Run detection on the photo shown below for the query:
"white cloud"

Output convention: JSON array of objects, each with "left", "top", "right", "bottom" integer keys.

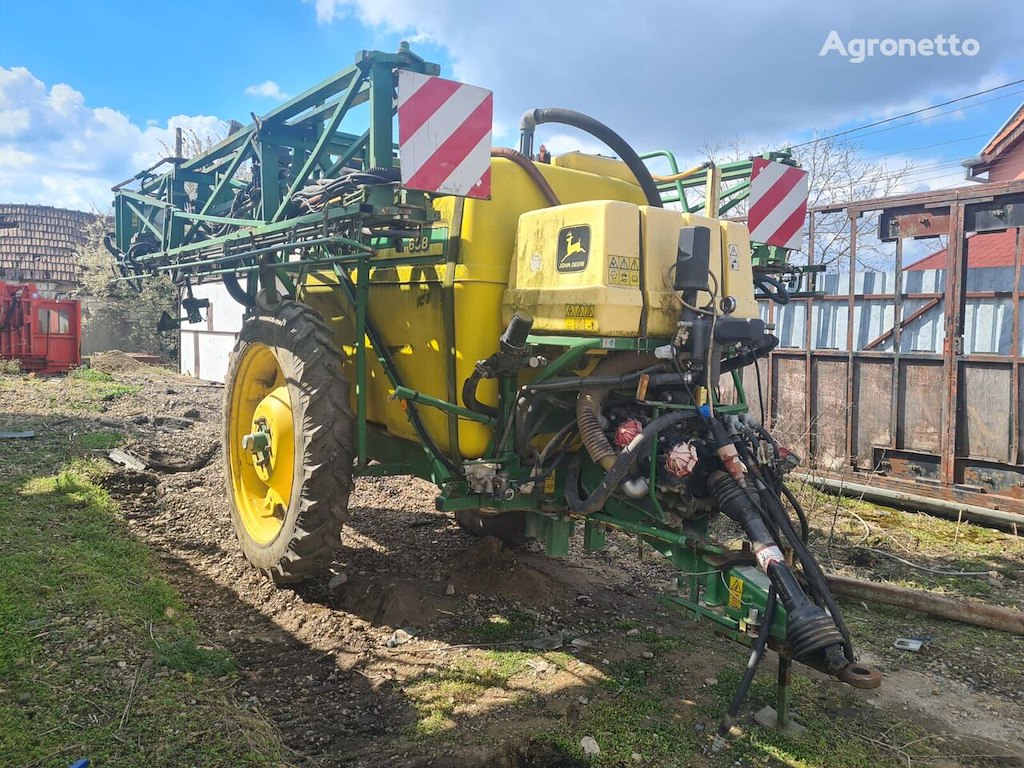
[
  {"left": 244, "top": 80, "right": 290, "bottom": 101},
  {"left": 0, "top": 66, "right": 226, "bottom": 210},
  {"left": 311, "top": 1, "right": 1024, "bottom": 158}
]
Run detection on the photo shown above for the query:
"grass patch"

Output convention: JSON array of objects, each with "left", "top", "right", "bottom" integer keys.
[
  {"left": 698, "top": 667, "right": 939, "bottom": 768},
  {"left": 0, "top": 465, "right": 293, "bottom": 767},
  {"left": 460, "top": 605, "right": 536, "bottom": 644},
  {"left": 540, "top": 657, "right": 697, "bottom": 766},
  {"left": 55, "top": 366, "right": 140, "bottom": 412},
  {"left": 406, "top": 659, "right": 516, "bottom": 735},
  {"left": 638, "top": 629, "right": 688, "bottom": 655},
  {"left": 70, "top": 366, "right": 117, "bottom": 382},
  {"left": 405, "top": 649, "right": 573, "bottom": 736},
  {"left": 77, "top": 430, "right": 124, "bottom": 451},
  {"left": 155, "top": 638, "right": 236, "bottom": 677}
]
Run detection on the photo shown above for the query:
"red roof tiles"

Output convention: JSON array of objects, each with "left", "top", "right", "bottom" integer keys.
[{"left": 905, "top": 228, "right": 1018, "bottom": 271}]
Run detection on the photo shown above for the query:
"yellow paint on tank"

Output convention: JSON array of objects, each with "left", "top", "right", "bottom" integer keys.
[
  {"left": 504, "top": 204, "right": 759, "bottom": 342},
  {"left": 718, "top": 220, "right": 759, "bottom": 319},
  {"left": 300, "top": 156, "right": 647, "bottom": 459},
  {"left": 504, "top": 201, "right": 644, "bottom": 336},
  {"left": 551, "top": 152, "right": 639, "bottom": 185}
]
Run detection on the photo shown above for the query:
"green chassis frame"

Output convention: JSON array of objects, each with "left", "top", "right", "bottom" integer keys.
[{"left": 110, "top": 47, "right": 835, "bottom": 700}]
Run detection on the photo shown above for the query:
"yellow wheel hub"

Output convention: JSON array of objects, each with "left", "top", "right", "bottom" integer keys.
[{"left": 228, "top": 343, "right": 296, "bottom": 545}]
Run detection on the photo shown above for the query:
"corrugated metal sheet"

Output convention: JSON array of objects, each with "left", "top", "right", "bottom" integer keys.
[{"left": 769, "top": 267, "right": 1016, "bottom": 354}]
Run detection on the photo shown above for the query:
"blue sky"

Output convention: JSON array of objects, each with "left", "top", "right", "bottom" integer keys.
[{"left": 2, "top": 0, "right": 1024, "bottom": 210}]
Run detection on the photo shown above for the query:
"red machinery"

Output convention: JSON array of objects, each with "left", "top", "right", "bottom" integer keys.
[{"left": 0, "top": 281, "right": 81, "bottom": 374}]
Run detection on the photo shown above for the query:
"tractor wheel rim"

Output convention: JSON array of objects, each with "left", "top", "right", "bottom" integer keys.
[{"left": 228, "top": 343, "right": 295, "bottom": 545}]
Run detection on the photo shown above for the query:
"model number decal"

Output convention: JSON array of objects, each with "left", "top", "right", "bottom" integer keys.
[{"left": 406, "top": 235, "right": 432, "bottom": 252}]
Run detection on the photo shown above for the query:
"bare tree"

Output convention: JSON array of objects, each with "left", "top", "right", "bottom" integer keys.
[
  {"left": 696, "top": 134, "right": 914, "bottom": 272},
  {"left": 77, "top": 216, "right": 177, "bottom": 357},
  {"left": 796, "top": 133, "right": 912, "bottom": 272}
]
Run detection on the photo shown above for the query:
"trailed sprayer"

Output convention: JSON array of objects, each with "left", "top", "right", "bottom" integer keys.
[{"left": 110, "top": 45, "right": 879, "bottom": 735}]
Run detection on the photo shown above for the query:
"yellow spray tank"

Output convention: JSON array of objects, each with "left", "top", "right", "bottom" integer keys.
[{"left": 299, "top": 154, "right": 646, "bottom": 458}]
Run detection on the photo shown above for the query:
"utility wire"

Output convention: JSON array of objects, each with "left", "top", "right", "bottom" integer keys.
[
  {"left": 790, "top": 78, "right": 1024, "bottom": 149},
  {"left": 838, "top": 88, "right": 1024, "bottom": 143},
  {"left": 860, "top": 132, "right": 992, "bottom": 162}
]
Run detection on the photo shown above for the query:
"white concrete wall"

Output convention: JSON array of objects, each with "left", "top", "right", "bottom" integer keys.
[{"left": 179, "top": 282, "right": 244, "bottom": 383}]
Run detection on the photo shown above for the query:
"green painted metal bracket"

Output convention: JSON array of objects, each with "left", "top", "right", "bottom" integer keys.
[
  {"left": 393, "top": 386, "right": 497, "bottom": 427},
  {"left": 114, "top": 46, "right": 441, "bottom": 265},
  {"left": 525, "top": 510, "right": 574, "bottom": 557}
]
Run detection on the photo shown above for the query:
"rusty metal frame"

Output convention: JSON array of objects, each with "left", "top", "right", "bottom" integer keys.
[{"left": 758, "top": 178, "right": 1024, "bottom": 517}]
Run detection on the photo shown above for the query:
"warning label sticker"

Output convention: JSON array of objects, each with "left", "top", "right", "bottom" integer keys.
[
  {"left": 728, "top": 243, "right": 740, "bottom": 272},
  {"left": 728, "top": 575, "right": 744, "bottom": 610},
  {"left": 608, "top": 255, "right": 640, "bottom": 286},
  {"left": 564, "top": 304, "right": 597, "bottom": 332}
]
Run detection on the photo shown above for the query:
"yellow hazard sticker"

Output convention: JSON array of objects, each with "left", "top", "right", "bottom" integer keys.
[
  {"left": 608, "top": 255, "right": 640, "bottom": 287},
  {"left": 564, "top": 304, "right": 597, "bottom": 331},
  {"left": 543, "top": 473, "right": 556, "bottom": 495},
  {"left": 728, "top": 575, "right": 743, "bottom": 610}
]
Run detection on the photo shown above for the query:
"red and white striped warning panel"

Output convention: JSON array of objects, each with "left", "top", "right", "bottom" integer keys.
[
  {"left": 397, "top": 71, "right": 493, "bottom": 199},
  {"left": 747, "top": 158, "right": 809, "bottom": 250}
]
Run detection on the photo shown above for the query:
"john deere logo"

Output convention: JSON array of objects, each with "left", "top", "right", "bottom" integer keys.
[{"left": 556, "top": 225, "right": 590, "bottom": 273}]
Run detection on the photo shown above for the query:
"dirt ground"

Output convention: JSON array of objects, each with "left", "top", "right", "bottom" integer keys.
[{"left": 2, "top": 358, "right": 1023, "bottom": 767}]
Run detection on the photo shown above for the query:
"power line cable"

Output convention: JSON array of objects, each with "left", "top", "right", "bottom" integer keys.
[
  {"left": 860, "top": 132, "right": 992, "bottom": 161},
  {"left": 789, "top": 79, "right": 1024, "bottom": 149}
]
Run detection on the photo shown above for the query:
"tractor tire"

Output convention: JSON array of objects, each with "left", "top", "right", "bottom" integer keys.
[
  {"left": 455, "top": 509, "right": 528, "bottom": 549},
  {"left": 223, "top": 301, "right": 354, "bottom": 583}
]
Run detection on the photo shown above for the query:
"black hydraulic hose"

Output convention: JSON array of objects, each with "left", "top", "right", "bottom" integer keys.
[
  {"left": 333, "top": 269, "right": 460, "bottom": 474},
  {"left": 565, "top": 411, "right": 696, "bottom": 515},
  {"left": 715, "top": 584, "right": 778, "bottom": 746},
  {"left": 780, "top": 480, "right": 810, "bottom": 544},
  {"left": 734, "top": 433, "right": 842, "bottom": 633},
  {"left": 757, "top": 480, "right": 856, "bottom": 661},
  {"left": 737, "top": 446, "right": 855, "bottom": 662},
  {"left": 103, "top": 233, "right": 122, "bottom": 259},
  {"left": 525, "top": 364, "right": 668, "bottom": 393},
  {"left": 719, "top": 335, "right": 779, "bottom": 375},
  {"left": 462, "top": 364, "right": 498, "bottom": 419},
  {"left": 519, "top": 108, "right": 663, "bottom": 209},
  {"left": 530, "top": 421, "right": 579, "bottom": 492},
  {"left": 223, "top": 271, "right": 256, "bottom": 308},
  {"left": 754, "top": 274, "right": 791, "bottom": 305},
  {"left": 709, "top": 471, "right": 847, "bottom": 671}
]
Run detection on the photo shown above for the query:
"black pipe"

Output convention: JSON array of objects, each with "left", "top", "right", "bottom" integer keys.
[
  {"left": 752, "top": 474, "right": 856, "bottom": 662},
  {"left": 715, "top": 584, "right": 778, "bottom": 746},
  {"left": 780, "top": 481, "right": 810, "bottom": 544},
  {"left": 565, "top": 411, "right": 696, "bottom": 515},
  {"left": 223, "top": 271, "right": 256, "bottom": 308},
  {"left": 525, "top": 364, "right": 668, "bottom": 394},
  {"left": 754, "top": 274, "right": 790, "bottom": 305},
  {"left": 719, "top": 335, "right": 779, "bottom": 374},
  {"left": 519, "top": 108, "right": 663, "bottom": 209},
  {"left": 103, "top": 233, "right": 121, "bottom": 259},
  {"left": 333, "top": 269, "right": 460, "bottom": 474},
  {"left": 462, "top": 364, "right": 498, "bottom": 419},
  {"left": 709, "top": 471, "right": 847, "bottom": 671}
]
